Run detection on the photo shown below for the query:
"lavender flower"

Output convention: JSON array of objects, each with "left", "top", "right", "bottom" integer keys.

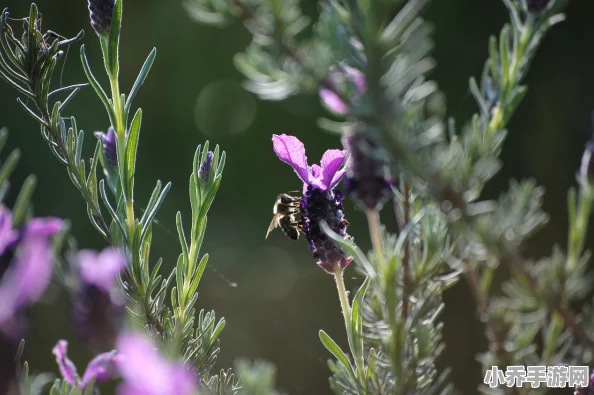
[
  {"left": 527, "top": 0, "right": 549, "bottom": 13},
  {"left": 575, "top": 369, "right": 594, "bottom": 395},
  {"left": 95, "top": 127, "right": 118, "bottom": 170},
  {"left": 342, "top": 131, "right": 391, "bottom": 211},
  {"left": 53, "top": 340, "right": 122, "bottom": 389},
  {"left": 272, "top": 134, "right": 352, "bottom": 273},
  {"left": 0, "top": 207, "right": 17, "bottom": 280},
  {"left": 88, "top": 0, "right": 115, "bottom": 36},
  {"left": 319, "top": 65, "right": 366, "bottom": 115},
  {"left": 0, "top": 213, "right": 62, "bottom": 393},
  {"left": 116, "top": 331, "right": 198, "bottom": 395},
  {"left": 73, "top": 248, "right": 127, "bottom": 351},
  {"left": 198, "top": 151, "right": 214, "bottom": 184},
  {"left": 0, "top": 216, "right": 63, "bottom": 324}
]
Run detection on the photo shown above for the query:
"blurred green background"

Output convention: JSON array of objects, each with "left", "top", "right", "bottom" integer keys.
[{"left": 1, "top": 0, "right": 593, "bottom": 393}]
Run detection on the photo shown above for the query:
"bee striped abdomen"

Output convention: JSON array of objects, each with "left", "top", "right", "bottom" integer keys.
[{"left": 279, "top": 214, "right": 300, "bottom": 240}]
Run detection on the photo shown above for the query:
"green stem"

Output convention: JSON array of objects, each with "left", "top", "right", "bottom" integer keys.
[
  {"left": 488, "top": 16, "right": 534, "bottom": 135},
  {"left": 333, "top": 265, "right": 366, "bottom": 390},
  {"left": 108, "top": 68, "right": 135, "bottom": 240},
  {"left": 366, "top": 209, "right": 385, "bottom": 273},
  {"left": 567, "top": 188, "right": 593, "bottom": 271}
]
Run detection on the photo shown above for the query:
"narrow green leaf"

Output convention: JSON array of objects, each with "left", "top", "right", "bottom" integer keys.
[
  {"left": 125, "top": 108, "right": 142, "bottom": 192},
  {"left": 320, "top": 221, "right": 374, "bottom": 277},
  {"left": 16, "top": 98, "right": 48, "bottom": 127},
  {"left": 176, "top": 212, "right": 189, "bottom": 268},
  {"left": 125, "top": 48, "right": 156, "bottom": 115},
  {"left": 107, "top": 0, "right": 123, "bottom": 76},
  {"left": 499, "top": 25, "right": 510, "bottom": 87},
  {"left": 139, "top": 182, "right": 171, "bottom": 245},
  {"left": 141, "top": 180, "right": 162, "bottom": 225},
  {"left": 99, "top": 179, "right": 126, "bottom": 235},
  {"left": 80, "top": 45, "right": 116, "bottom": 126},
  {"left": 211, "top": 318, "right": 226, "bottom": 341},
  {"left": 0, "top": 149, "right": 20, "bottom": 187},
  {"left": 27, "top": 4, "right": 38, "bottom": 71},
  {"left": 319, "top": 330, "right": 356, "bottom": 380},
  {"left": 351, "top": 278, "right": 370, "bottom": 361},
  {"left": 12, "top": 175, "right": 36, "bottom": 227},
  {"left": 469, "top": 77, "right": 488, "bottom": 116},
  {"left": 190, "top": 253, "right": 209, "bottom": 294}
]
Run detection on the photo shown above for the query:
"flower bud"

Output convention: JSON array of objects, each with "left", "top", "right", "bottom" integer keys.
[
  {"left": 73, "top": 248, "right": 126, "bottom": 351},
  {"left": 526, "top": 0, "right": 549, "bottom": 13},
  {"left": 95, "top": 127, "right": 118, "bottom": 170},
  {"left": 342, "top": 131, "right": 391, "bottom": 211},
  {"left": 319, "top": 65, "right": 366, "bottom": 115},
  {"left": 198, "top": 151, "right": 214, "bottom": 184},
  {"left": 87, "top": 0, "right": 115, "bottom": 36}
]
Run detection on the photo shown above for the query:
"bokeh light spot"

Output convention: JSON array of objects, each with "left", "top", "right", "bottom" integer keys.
[
  {"left": 194, "top": 79, "right": 257, "bottom": 137},
  {"left": 239, "top": 246, "right": 298, "bottom": 301}
]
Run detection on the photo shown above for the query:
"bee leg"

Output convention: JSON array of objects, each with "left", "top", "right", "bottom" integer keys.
[{"left": 297, "top": 220, "right": 306, "bottom": 234}]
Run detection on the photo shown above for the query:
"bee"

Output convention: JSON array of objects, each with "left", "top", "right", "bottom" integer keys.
[{"left": 265, "top": 193, "right": 303, "bottom": 241}]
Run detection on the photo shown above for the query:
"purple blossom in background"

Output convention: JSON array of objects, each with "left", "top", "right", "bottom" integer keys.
[
  {"left": 117, "top": 331, "right": 198, "bottom": 395},
  {"left": 342, "top": 131, "right": 392, "bottom": 211},
  {"left": 88, "top": 0, "right": 115, "bottom": 35},
  {"left": 0, "top": 212, "right": 62, "bottom": 393},
  {"left": 319, "top": 65, "right": 366, "bottom": 115},
  {"left": 74, "top": 248, "right": 127, "bottom": 351},
  {"left": 527, "top": 0, "right": 549, "bottom": 12},
  {"left": 575, "top": 368, "right": 594, "bottom": 395},
  {"left": 0, "top": 215, "right": 63, "bottom": 324},
  {"left": 53, "top": 340, "right": 122, "bottom": 389},
  {"left": 95, "top": 127, "right": 118, "bottom": 170},
  {"left": 272, "top": 134, "right": 352, "bottom": 273}
]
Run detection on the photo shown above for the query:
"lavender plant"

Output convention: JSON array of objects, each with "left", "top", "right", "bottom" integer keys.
[
  {"left": 185, "top": 0, "right": 594, "bottom": 393},
  {"left": 0, "top": 0, "right": 236, "bottom": 393}
]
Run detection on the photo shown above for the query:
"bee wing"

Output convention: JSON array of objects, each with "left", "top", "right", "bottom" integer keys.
[{"left": 265, "top": 214, "right": 281, "bottom": 239}]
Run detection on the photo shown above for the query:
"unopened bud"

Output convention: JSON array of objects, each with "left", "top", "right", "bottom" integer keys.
[
  {"left": 87, "top": 0, "right": 115, "bottom": 36},
  {"left": 198, "top": 152, "right": 214, "bottom": 184},
  {"left": 526, "top": 0, "right": 549, "bottom": 13},
  {"left": 95, "top": 127, "right": 117, "bottom": 170}
]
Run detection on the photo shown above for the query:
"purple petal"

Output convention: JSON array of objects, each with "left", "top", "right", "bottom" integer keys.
[
  {"left": 78, "top": 248, "right": 126, "bottom": 292},
  {"left": 24, "top": 217, "right": 64, "bottom": 238},
  {"left": 0, "top": 234, "right": 54, "bottom": 323},
  {"left": 309, "top": 165, "right": 325, "bottom": 190},
  {"left": 116, "top": 332, "right": 197, "bottom": 395},
  {"left": 343, "top": 65, "right": 366, "bottom": 94},
  {"left": 320, "top": 150, "right": 346, "bottom": 190},
  {"left": 117, "top": 332, "right": 172, "bottom": 394},
  {"left": 0, "top": 206, "right": 17, "bottom": 256},
  {"left": 81, "top": 350, "right": 123, "bottom": 388},
  {"left": 52, "top": 340, "right": 79, "bottom": 385},
  {"left": 272, "top": 135, "right": 310, "bottom": 184},
  {"left": 319, "top": 89, "right": 347, "bottom": 115}
]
